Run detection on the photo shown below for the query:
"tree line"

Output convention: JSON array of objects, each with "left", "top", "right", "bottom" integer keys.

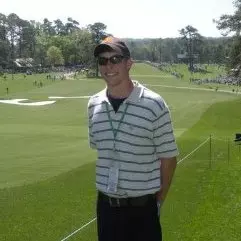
[{"left": 0, "top": 1, "right": 239, "bottom": 73}]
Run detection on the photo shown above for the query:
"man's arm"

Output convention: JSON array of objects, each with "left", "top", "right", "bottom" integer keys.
[{"left": 156, "top": 156, "right": 177, "bottom": 203}]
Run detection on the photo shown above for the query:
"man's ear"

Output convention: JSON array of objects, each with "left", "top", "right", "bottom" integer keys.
[{"left": 126, "top": 58, "right": 133, "bottom": 70}]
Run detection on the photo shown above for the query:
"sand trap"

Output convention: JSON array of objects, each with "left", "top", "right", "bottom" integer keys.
[
  {"left": 48, "top": 96, "right": 90, "bottom": 99},
  {"left": 0, "top": 99, "right": 56, "bottom": 106},
  {"left": 0, "top": 96, "right": 90, "bottom": 106}
]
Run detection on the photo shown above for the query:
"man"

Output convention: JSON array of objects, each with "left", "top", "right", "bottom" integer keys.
[{"left": 88, "top": 36, "right": 178, "bottom": 241}]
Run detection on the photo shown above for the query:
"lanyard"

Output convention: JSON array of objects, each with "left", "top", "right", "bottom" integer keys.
[{"left": 105, "top": 102, "right": 129, "bottom": 150}]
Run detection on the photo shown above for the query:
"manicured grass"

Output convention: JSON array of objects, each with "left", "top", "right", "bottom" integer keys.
[
  {"left": 0, "top": 163, "right": 97, "bottom": 241},
  {"left": 0, "top": 63, "right": 240, "bottom": 241},
  {"left": 163, "top": 98, "right": 241, "bottom": 241}
]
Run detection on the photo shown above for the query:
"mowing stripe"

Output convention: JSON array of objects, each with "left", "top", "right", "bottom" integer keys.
[
  {"left": 144, "top": 84, "right": 241, "bottom": 95},
  {"left": 59, "top": 137, "right": 210, "bottom": 241}
]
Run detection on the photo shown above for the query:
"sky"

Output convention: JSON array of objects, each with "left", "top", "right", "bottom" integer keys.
[{"left": 1, "top": 0, "right": 235, "bottom": 39}]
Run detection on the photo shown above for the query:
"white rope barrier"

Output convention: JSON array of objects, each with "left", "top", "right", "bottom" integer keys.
[
  {"left": 60, "top": 218, "right": 97, "bottom": 241},
  {"left": 177, "top": 137, "right": 210, "bottom": 164}
]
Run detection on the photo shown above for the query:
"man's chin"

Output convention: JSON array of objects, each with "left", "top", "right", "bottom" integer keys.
[{"left": 106, "top": 79, "right": 121, "bottom": 88}]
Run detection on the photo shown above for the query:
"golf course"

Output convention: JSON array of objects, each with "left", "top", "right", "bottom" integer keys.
[{"left": 0, "top": 63, "right": 240, "bottom": 241}]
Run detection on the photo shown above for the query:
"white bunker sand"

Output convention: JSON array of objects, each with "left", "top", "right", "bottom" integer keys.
[
  {"left": 0, "top": 96, "right": 90, "bottom": 106},
  {"left": 48, "top": 96, "right": 90, "bottom": 99},
  {"left": 0, "top": 99, "right": 56, "bottom": 106}
]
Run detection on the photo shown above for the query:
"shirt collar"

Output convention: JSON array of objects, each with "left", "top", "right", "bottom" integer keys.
[
  {"left": 98, "top": 81, "right": 144, "bottom": 104},
  {"left": 98, "top": 88, "right": 109, "bottom": 103},
  {"left": 125, "top": 81, "right": 144, "bottom": 103}
]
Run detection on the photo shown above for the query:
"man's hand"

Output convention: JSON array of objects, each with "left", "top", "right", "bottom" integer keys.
[{"left": 157, "top": 156, "right": 177, "bottom": 203}]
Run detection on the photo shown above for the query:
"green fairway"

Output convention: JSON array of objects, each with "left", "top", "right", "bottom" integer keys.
[{"left": 0, "top": 63, "right": 240, "bottom": 241}]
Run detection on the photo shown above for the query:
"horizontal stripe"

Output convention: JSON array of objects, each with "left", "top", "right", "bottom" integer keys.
[
  {"left": 153, "top": 130, "right": 174, "bottom": 139},
  {"left": 119, "top": 167, "right": 159, "bottom": 174},
  {"left": 153, "top": 110, "right": 169, "bottom": 122},
  {"left": 92, "top": 127, "right": 152, "bottom": 141},
  {"left": 97, "top": 145, "right": 154, "bottom": 155},
  {"left": 128, "top": 103, "right": 157, "bottom": 117},
  {"left": 96, "top": 165, "right": 159, "bottom": 174},
  {"left": 113, "top": 129, "right": 152, "bottom": 140},
  {"left": 96, "top": 148, "right": 155, "bottom": 156},
  {"left": 117, "top": 185, "right": 160, "bottom": 192},
  {"left": 119, "top": 176, "right": 159, "bottom": 183},
  {"left": 155, "top": 139, "right": 176, "bottom": 147},
  {"left": 92, "top": 119, "right": 152, "bottom": 132},
  {"left": 125, "top": 112, "right": 153, "bottom": 122},
  {"left": 153, "top": 121, "right": 171, "bottom": 132},
  {"left": 142, "top": 95, "right": 164, "bottom": 111},
  {"left": 157, "top": 147, "right": 178, "bottom": 154},
  {"left": 96, "top": 173, "right": 160, "bottom": 183},
  {"left": 92, "top": 128, "right": 112, "bottom": 135},
  {"left": 95, "top": 138, "right": 154, "bottom": 147},
  {"left": 90, "top": 110, "right": 153, "bottom": 123},
  {"left": 98, "top": 156, "right": 159, "bottom": 165},
  {"left": 96, "top": 181, "right": 107, "bottom": 186},
  {"left": 96, "top": 173, "right": 107, "bottom": 178}
]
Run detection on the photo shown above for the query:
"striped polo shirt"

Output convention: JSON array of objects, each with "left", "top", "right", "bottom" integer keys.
[{"left": 88, "top": 81, "right": 178, "bottom": 198}]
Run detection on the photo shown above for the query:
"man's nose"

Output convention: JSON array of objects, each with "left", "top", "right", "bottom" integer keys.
[{"left": 105, "top": 60, "right": 114, "bottom": 68}]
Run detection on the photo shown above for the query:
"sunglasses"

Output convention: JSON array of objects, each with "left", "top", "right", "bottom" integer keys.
[{"left": 98, "top": 55, "right": 125, "bottom": 66}]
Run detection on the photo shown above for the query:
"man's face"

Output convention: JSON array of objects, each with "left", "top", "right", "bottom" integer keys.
[{"left": 98, "top": 51, "right": 133, "bottom": 88}]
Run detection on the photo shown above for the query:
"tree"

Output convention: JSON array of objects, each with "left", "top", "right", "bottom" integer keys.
[
  {"left": 88, "top": 22, "right": 108, "bottom": 76},
  {"left": 179, "top": 25, "right": 202, "bottom": 71},
  {"left": 17, "top": 19, "right": 34, "bottom": 58},
  {"left": 65, "top": 17, "right": 79, "bottom": 34},
  {"left": 69, "top": 29, "right": 94, "bottom": 65},
  {"left": 54, "top": 19, "right": 65, "bottom": 36},
  {"left": 35, "top": 32, "right": 49, "bottom": 67},
  {"left": 149, "top": 39, "right": 159, "bottom": 62},
  {"left": 0, "top": 13, "right": 9, "bottom": 67},
  {"left": 6, "top": 13, "right": 23, "bottom": 77},
  {"left": 47, "top": 46, "right": 64, "bottom": 66},
  {"left": 214, "top": 0, "right": 241, "bottom": 73},
  {"left": 214, "top": 0, "right": 241, "bottom": 36},
  {"left": 27, "top": 20, "right": 41, "bottom": 58},
  {"left": 41, "top": 18, "right": 55, "bottom": 36}
]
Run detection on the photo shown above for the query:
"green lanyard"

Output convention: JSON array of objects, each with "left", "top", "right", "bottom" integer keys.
[{"left": 105, "top": 102, "right": 129, "bottom": 150}]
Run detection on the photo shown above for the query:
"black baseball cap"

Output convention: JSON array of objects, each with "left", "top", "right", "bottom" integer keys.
[{"left": 94, "top": 36, "right": 130, "bottom": 58}]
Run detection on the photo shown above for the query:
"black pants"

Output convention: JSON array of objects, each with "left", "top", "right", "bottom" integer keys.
[{"left": 97, "top": 194, "right": 162, "bottom": 241}]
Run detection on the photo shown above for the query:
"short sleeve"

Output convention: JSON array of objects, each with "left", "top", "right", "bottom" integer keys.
[
  {"left": 153, "top": 101, "right": 179, "bottom": 158},
  {"left": 87, "top": 100, "right": 97, "bottom": 149}
]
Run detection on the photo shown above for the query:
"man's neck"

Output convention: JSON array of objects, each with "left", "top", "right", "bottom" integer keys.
[{"left": 107, "top": 80, "right": 134, "bottom": 98}]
